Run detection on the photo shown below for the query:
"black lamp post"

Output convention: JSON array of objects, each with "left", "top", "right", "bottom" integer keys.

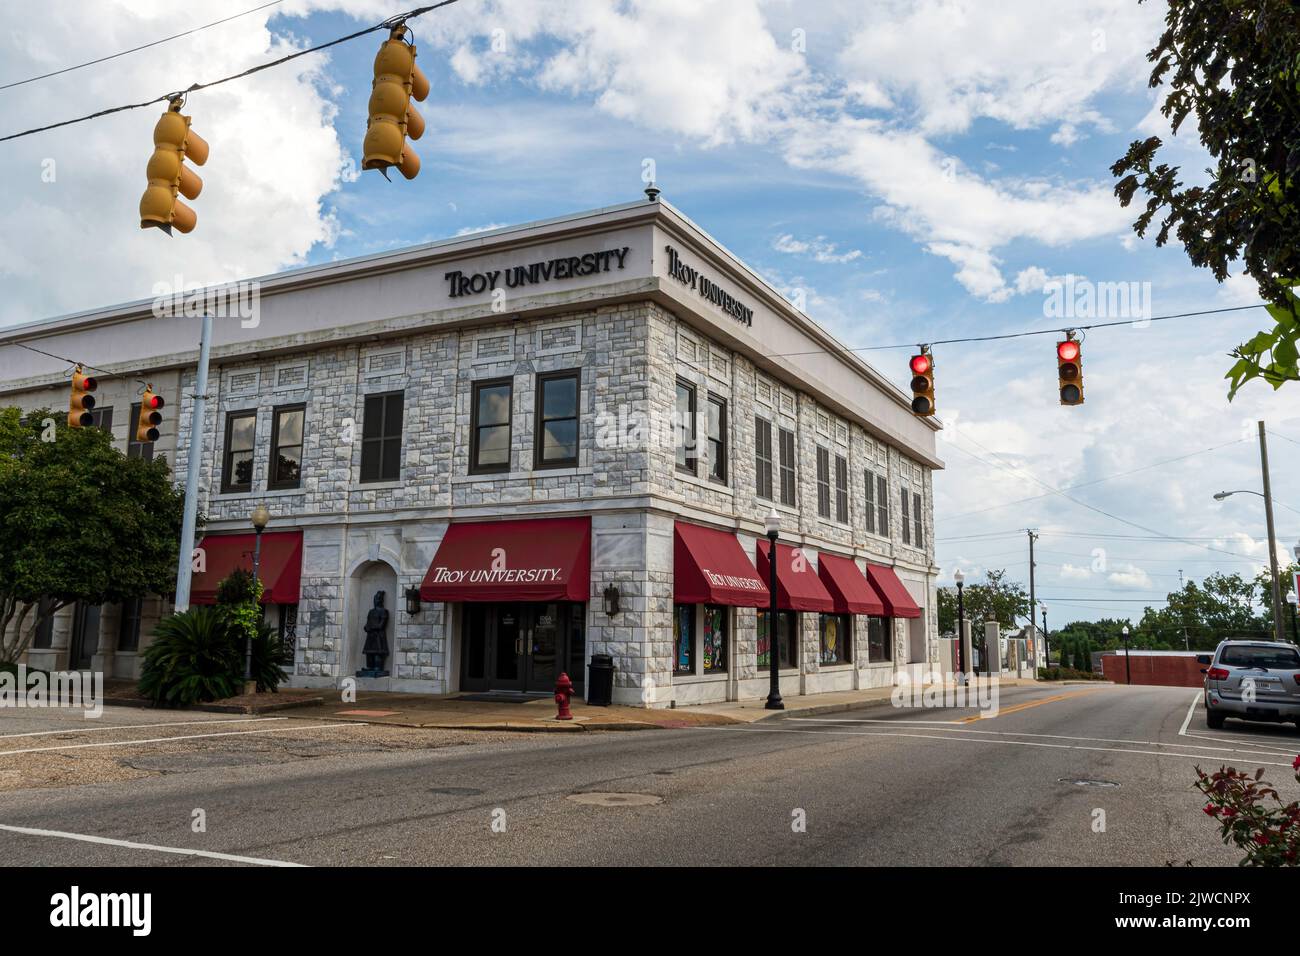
[
  {"left": 1287, "top": 593, "right": 1298, "bottom": 644},
  {"left": 246, "top": 503, "right": 270, "bottom": 682},
  {"left": 1121, "top": 625, "right": 1131, "bottom": 684},
  {"left": 764, "top": 510, "right": 783, "bottom": 711},
  {"left": 953, "top": 569, "right": 965, "bottom": 679}
]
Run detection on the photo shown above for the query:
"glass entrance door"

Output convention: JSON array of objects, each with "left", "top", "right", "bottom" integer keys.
[
  {"left": 490, "top": 605, "right": 524, "bottom": 691},
  {"left": 525, "top": 604, "right": 559, "bottom": 692},
  {"left": 460, "top": 602, "right": 585, "bottom": 694}
]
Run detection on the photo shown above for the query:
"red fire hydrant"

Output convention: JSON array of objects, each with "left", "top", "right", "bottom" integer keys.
[{"left": 555, "top": 672, "right": 575, "bottom": 720}]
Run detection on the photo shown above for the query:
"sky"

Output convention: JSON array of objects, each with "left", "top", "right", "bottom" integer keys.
[{"left": 2, "top": 0, "right": 1299, "bottom": 631}]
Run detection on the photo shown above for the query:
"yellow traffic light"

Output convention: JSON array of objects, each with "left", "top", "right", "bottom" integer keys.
[
  {"left": 68, "top": 365, "right": 97, "bottom": 428},
  {"left": 137, "top": 386, "right": 164, "bottom": 443},
  {"left": 1057, "top": 337, "right": 1084, "bottom": 405},
  {"left": 909, "top": 349, "right": 936, "bottom": 417},
  {"left": 362, "top": 25, "right": 429, "bottom": 180},
  {"left": 140, "top": 98, "right": 209, "bottom": 235}
]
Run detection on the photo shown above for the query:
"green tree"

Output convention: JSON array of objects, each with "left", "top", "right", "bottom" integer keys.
[
  {"left": 1136, "top": 571, "right": 1269, "bottom": 649},
  {"left": 1111, "top": 0, "right": 1300, "bottom": 398},
  {"left": 0, "top": 407, "right": 185, "bottom": 663},
  {"left": 937, "top": 569, "right": 1030, "bottom": 635}
]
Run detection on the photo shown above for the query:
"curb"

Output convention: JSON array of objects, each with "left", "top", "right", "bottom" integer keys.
[{"left": 102, "top": 695, "right": 327, "bottom": 715}]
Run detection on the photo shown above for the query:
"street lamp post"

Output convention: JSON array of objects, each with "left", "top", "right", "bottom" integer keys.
[
  {"left": 246, "top": 504, "right": 271, "bottom": 683},
  {"left": 1121, "top": 625, "right": 1131, "bottom": 685},
  {"left": 764, "top": 510, "right": 783, "bottom": 711},
  {"left": 954, "top": 569, "right": 965, "bottom": 679},
  {"left": 1041, "top": 605, "right": 1049, "bottom": 667},
  {"left": 1288, "top": 592, "right": 1298, "bottom": 645}
]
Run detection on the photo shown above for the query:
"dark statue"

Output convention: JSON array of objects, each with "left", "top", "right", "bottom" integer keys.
[{"left": 357, "top": 590, "right": 390, "bottom": 678}]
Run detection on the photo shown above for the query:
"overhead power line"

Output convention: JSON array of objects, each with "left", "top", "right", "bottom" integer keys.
[
  {"left": 0, "top": 1, "right": 286, "bottom": 92},
  {"left": 0, "top": 1, "right": 462, "bottom": 143}
]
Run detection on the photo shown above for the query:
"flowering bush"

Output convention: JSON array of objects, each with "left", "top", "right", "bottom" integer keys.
[{"left": 1194, "top": 755, "right": 1300, "bottom": 866}]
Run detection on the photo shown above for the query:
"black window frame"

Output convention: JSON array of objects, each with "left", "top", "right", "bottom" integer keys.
[
  {"left": 706, "top": 394, "right": 727, "bottom": 484},
  {"left": 268, "top": 403, "right": 306, "bottom": 491},
  {"left": 221, "top": 409, "right": 257, "bottom": 494},
  {"left": 913, "top": 491, "right": 924, "bottom": 548},
  {"left": 758, "top": 609, "right": 799, "bottom": 669},
  {"left": 864, "top": 469, "right": 877, "bottom": 534},
  {"left": 127, "top": 402, "right": 154, "bottom": 461},
  {"left": 877, "top": 475, "right": 889, "bottom": 537},
  {"left": 470, "top": 378, "right": 513, "bottom": 475},
  {"left": 778, "top": 428, "right": 796, "bottom": 507},
  {"left": 754, "top": 416, "right": 774, "bottom": 500},
  {"left": 118, "top": 596, "right": 143, "bottom": 652},
  {"left": 675, "top": 378, "right": 697, "bottom": 475},
  {"left": 816, "top": 446, "right": 831, "bottom": 518},
  {"left": 819, "top": 612, "right": 852, "bottom": 665},
  {"left": 868, "top": 616, "right": 892, "bottom": 663},
  {"left": 534, "top": 370, "right": 580, "bottom": 470},
  {"left": 834, "top": 454, "right": 849, "bottom": 524},
  {"left": 901, "top": 487, "right": 912, "bottom": 545},
  {"left": 360, "top": 390, "right": 405, "bottom": 483}
]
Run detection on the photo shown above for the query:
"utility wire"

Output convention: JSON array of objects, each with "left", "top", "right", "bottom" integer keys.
[
  {"left": 0, "top": 1, "right": 285, "bottom": 92},
  {"left": 0, "top": 1, "right": 461, "bottom": 143}
]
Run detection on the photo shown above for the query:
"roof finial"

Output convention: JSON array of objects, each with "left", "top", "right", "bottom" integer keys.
[{"left": 644, "top": 182, "right": 661, "bottom": 202}]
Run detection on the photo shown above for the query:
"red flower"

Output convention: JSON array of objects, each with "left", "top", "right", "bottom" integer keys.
[
  {"left": 1204, "top": 804, "right": 1219, "bottom": 816},
  {"left": 1223, "top": 807, "right": 1238, "bottom": 818},
  {"left": 1255, "top": 833, "right": 1271, "bottom": 845},
  {"left": 1292, "top": 754, "right": 1300, "bottom": 771}
]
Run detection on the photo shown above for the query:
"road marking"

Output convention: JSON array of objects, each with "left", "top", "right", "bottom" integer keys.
[
  {"left": 0, "top": 823, "right": 305, "bottom": 867},
  {"left": 0, "top": 722, "right": 366, "bottom": 757},
  {"left": 1176, "top": 688, "right": 1300, "bottom": 749},
  {"left": 1178, "top": 690, "right": 1200, "bottom": 737},
  {"left": 0, "top": 716, "right": 287, "bottom": 741},
  {"left": 958, "top": 689, "right": 1105, "bottom": 723}
]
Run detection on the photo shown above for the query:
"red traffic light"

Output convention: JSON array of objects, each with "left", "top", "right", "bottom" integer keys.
[
  {"left": 909, "top": 353, "right": 932, "bottom": 375},
  {"left": 144, "top": 393, "right": 164, "bottom": 410},
  {"left": 1057, "top": 340, "right": 1080, "bottom": 362}
]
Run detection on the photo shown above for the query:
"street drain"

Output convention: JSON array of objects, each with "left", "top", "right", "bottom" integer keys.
[
  {"left": 429, "top": 787, "right": 483, "bottom": 796},
  {"left": 1059, "top": 778, "right": 1120, "bottom": 788},
  {"left": 566, "top": 792, "right": 663, "bottom": 807}
]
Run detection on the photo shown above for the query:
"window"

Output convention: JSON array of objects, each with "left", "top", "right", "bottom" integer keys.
[
  {"left": 33, "top": 597, "right": 56, "bottom": 649},
  {"left": 757, "top": 610, "right": 798, "bottom": 669},
  {"left": 864, "top": 469, "right": 876, "bottom": 534},
  {"left": 819, "top": 613, "right": 852, "bottom": 664},
  {"left": 360, "top": 391, "right": 404, "bottom": 483},
  {"left": 89, "top": 407, "right": 113, "bottom": 432},
  {"left": 674, "top": 604, "right": 695, "bottom": 675},
  {"left": 913, "top": 491, "right": 923, "bottom": 548},
  {"left": 706, "top": 395, "right": 727, "bottom": 483},
  {"left": 221, "top": 410, "right": 256, "bottom": 493},
  {"left": 703, "top": 605, "right": 727, "bottom": 673},
  {"left": 877, "top": 475, "right": 889, "bottom": 536},
  {"left": 868, "top": 616, "right": 891, "bottom": 662},
  {"left": 118, "top": 597, "right": 142, "bottom": 652},
  {"left": 835, "top": 454, "right": 849, "bottom": 523},
  {"left": 754, "top": 417, "right": 774, "bottom": 500},
  {"left": 269, "top": 404, "right": 305, "bottom": 490},
  {"left": 127, "top": 403, "right": 154, "bottom": 461},
  {"left": 535, "top": 371, "right": 579, "bottom": 468},
  {"left": 278, "top": 603, "right": 299, "bottom": 666},
  {"left": 816, "top": 447, "right": 831, "bottom": 518},
  {"left": 778, "top": 428, "right": 796, "bottom": 507},
  {"left": 901, "top": 488, "right": 912, "bottom": 545},
  {"left": 675, "top": 379, "right": 697, "bottom": 474},
  {"left": 471, "top": 379, "right": 511, "bottom": 474}
]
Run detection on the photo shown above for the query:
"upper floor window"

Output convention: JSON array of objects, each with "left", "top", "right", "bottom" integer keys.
[
  {"left": 90, "top": 406, "right": 113, "bottom": 433},
  {"left": 778, "top": 428, "right": 796, "bottom": 507},
  {"left": 470, "top": 379, "right": 512, "bottom": 474},
  {"left": 864, "top": 469, "right": 876, "bottom": 534},
  {"left": 269, "top": 404, "right": 305, "bottom": 490},
  {"left": 913, "top": 491, "right": 924, "bottom": 548},
  {"left": 754, "top": 417, "right": 773, "bottom": 500},
  {"left": 535, "top": 371, "right": 579, "bottom": 469},
  {"left": 221, "top": 410, "right": 256, "bottom": 494},
  {"left": 876, "top": 474, "right": 889, "bottom": 537},
  {"left": 816, "top": 447, "right": 831, "bottom": 519},
  {"left": 127, "top": 403, "right": 153, "bottom": 461},
  {"left": 675, "top": 379, "right": 697, "bottom": 475},
  {"left": 360, "top": 391, "right": 404, "bottom": 483},
  {"left": 900, "top": 487, "right": 912, "bottom": 545},
  {"left": 834, "top": 454, "right": 849, "bottom": 523},
  {"left": 706, "top": 395, "right": 727, "bottom": 484}
]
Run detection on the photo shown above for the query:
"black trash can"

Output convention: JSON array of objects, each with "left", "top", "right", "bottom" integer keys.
[{"left": 587, "top": 654, "right": 614, "bottom": 707}]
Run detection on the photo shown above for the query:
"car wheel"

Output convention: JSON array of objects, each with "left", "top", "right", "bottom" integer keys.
[{"left": 1206, "top": 710, "right": 1225, "bottom": 729}]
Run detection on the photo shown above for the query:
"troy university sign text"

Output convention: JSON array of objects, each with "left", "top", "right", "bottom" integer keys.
[
  {"left": 445, "top": 246, "right": 631, "bottom": 298},
  {"left": 664, "top": 245, "right": 754, "bottom": 327}
]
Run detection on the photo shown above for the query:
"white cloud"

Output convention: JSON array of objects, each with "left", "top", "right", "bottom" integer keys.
[
  {"left": 772, "top": 233, "right": 863, "bottom": 264},
  {"left": 1107, "top": 564, "right": 1153, "bottom": 589},
  {"left": 1060, "top": 563, "right": 1093, "bottom": 581}
]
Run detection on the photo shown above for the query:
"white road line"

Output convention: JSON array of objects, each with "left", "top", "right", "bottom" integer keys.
[
  {"left": 1178, "top": 690, "right": 1201, "bottom": 737},
  {"left": 0, "top": 717, "right": 287, "bottom": 740},
  {"left": 694, "top": 724, "right": 1300, "bottom": 768},
  {"left": 0, "top": 823, "right": 304, "bottom": 867},
  {"left": 0, "top": 722, "right": 367, "bottom": 757},
  {"left": 1176, "top": 687, "right": 1299, "bottom": 750},
  {"left": 788, "top": 717, "right": 965, "bottom": 726}
]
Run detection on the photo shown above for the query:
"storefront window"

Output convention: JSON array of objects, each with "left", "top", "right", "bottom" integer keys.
[
  {"left": 674, "top": 604, "right": 694, "bottom": 675},
  {"left": 757, "top": 610, "right": 797, "bottom": 669},
  {"left": 868, "top": 616, "right": 892, "bottom": 663},
  {"left": 702, "top": 605, "right": 727, "bottom": 673},
  {"left": 819, "top": 613, "right": 851, "bottom": 665}
]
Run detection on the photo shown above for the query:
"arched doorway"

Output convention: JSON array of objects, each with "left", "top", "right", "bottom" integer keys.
[{"left": 346, "top": 559, "right": 399, "bottom": 678}]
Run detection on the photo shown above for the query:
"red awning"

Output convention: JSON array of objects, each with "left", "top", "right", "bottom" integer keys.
[
  {"left": 756, "top": 540, "right": 835, "bottom": 612},
  {"left": 420, "top": 517, "right": 590, "bottom": 603},
  {"left": 864, "top": 563, "right": 923, "bottom": 618},
  {"left": 817, "top": 553, "right": 885, "bottom": 616},
  {"left": 674, "top": 522, "right": 770, "bottom": 607},
  {"left": 191, "top": 531, "right": 303, "bottom": 605}
]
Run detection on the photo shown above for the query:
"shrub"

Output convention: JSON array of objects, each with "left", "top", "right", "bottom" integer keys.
[
  {"left": 247, "top": 619, "right": 288, "bottom": 693},
  {"left": 1196, "top": 758, "right": 1300, "bottom": 866},
  {"left": 1038, "top": 666, "right": 1104, "bottom": 681},
  {"left": 138, "top": 606, "right": 242, "bottom": 706}
]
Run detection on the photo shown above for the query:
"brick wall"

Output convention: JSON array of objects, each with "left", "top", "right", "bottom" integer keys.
[{"left": 1101, "top": 654, "right": 1205, "bottom": 688}]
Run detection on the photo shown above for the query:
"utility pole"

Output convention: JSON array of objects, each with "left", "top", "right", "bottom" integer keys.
[
  {"left": 1027, "top": 529, "right": 1038, "bottom": 669},
  {"left": 1259, "top": 421, "right": 1285, "bottom": 644},
  {"left": 173, "top": 313, "right": 213, "bottom": 612}
]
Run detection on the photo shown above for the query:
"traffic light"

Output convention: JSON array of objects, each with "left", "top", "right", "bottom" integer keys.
[
  {"left": 362, "top": 25, "right": 429, "bottom": 180},
  {"left": 1057, "top": 336, "right": 1084, "bottom": 405},
  {"left": 139, "top": 98, "right": 209, "bottom": 235},
  {"left": 909, "top": 349, "right": 935, "bottom": 416},
  {"left": 136, "top": 386, "right": 164, "bottom": 443},
  {"left": 68, "top": 366, "right": 97, "bottom": 428}
]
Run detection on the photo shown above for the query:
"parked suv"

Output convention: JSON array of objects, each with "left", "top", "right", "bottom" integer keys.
[{"left": 1203, "top": 640, "right": 1300, "bottom": 730}]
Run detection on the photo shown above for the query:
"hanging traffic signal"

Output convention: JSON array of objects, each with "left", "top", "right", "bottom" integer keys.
[
  {"left": 136, "top": 386, "right": 164, "bottom": 442},
  {"left": 1057, "top": 337, "right": 1084, "bottom": 405},
  {"left": 362, "top": 25, "right": 429, "bottom": 180},
  {"left": 68, "top": 366, "right": 97, "bottom": 428},
  {"left": 139, "top": 98, "right": 209, "bottom": 235},
  {"left": 909, "top": 349, "right": 935, "bottom": 416}
]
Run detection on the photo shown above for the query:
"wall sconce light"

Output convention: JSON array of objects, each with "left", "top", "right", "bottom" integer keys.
[
  {"left": 603, "top": 583, "right": 621, "bottom": 617},
  {"left": 404, "top": 588, "right": 422, "bottom": 615}
]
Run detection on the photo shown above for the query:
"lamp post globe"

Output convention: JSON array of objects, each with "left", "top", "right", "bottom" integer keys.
[
  {"left": 764, "top": 510, "right": 783, "bottom": 711},
  {"left": 1121, "top": 625, "right": 1131, "bottom": 685}
]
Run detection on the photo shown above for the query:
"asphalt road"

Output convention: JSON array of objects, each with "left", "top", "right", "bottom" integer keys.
[{"left": 2, "top": 682, "right": 1298, "bottom": 866}]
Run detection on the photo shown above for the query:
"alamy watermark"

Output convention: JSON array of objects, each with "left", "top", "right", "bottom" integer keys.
[
  {"left": 891, "top": 670, "right": 1000, "bottom": 718},
  {"left": 1043, "top": 274, "right": 1152, "bottom": 325},
  {"left": 151, "top": 274, "right": 261, "bottom": 328},
  {"left": 0, "top": 664, "right": 103, "bottom": 718}
]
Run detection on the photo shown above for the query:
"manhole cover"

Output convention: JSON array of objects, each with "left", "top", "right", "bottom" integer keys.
[
  {"left": 566, "top": 792, "right": 663, "bottom": 807},
  {"left": 1059, "top": 778, "right": 1120, "bottom": 788},
  {"left": 429, "top": 787, "right": 483, "bottom": 796}
]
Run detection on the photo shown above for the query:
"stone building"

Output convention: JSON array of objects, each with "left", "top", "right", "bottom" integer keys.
[{"left": 0, "top": 194, "right": 943, "bottom": 706}]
